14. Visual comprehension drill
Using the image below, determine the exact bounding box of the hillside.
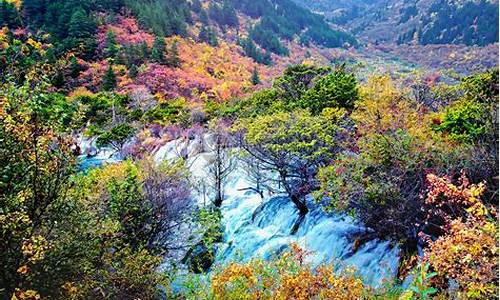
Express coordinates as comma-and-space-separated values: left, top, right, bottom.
294, 0, 499, 46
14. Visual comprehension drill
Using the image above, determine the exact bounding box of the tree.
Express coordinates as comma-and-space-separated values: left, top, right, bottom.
104, 28, 119, 59
69, 55, 82, 78
166, 40, 181, 68
23, 0, 46, 26
199, 26, 218, 47
139, 41, 150, 59
96, 123, 135, 154
102, 63, 117, 91
0, 0, 21, 27
67, 7, 97, 57
207, 119, 235, 207
300, 66, 359, 114
128, 64, 139, 78
0, 79, 76, 296
151, 35, 166, 64
191, 0, 202, 13
251, 67, 260, 85
273, 64, 330, 107
238, 154, 270, 199
234, 109, 348, 231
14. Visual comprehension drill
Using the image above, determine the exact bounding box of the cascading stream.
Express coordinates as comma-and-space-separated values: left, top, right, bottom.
80, 135, 400, 287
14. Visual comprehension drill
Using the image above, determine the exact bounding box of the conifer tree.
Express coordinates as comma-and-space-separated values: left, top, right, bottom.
69, 55, 81, 78
128, 64, 139, 79
251, 67, 261, 85
167, 41, 181, 68
139, 41, 150, 60
0, 1, 20, 27
104, 29, 118, 58
102, 62, 117, 91
151, 36, 166, 64
67, 7, 97, 58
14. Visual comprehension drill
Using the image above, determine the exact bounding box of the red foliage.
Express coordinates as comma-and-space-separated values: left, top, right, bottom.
96, 15, 154, 51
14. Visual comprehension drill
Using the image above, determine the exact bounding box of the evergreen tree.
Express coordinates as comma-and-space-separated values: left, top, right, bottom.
139, 41, 150, 60
191, 0, 202, 13
300, 66, 359, 114
67, 7, 97, 58
251, 67, 261, 85
221, 0, 239, 27
69, 56, 81, 78
199, 9, 209, 25
102, 63, 117, 91
23, 0, 46, 26
151, 36, 166, 64
104, 29, 118, 59
128, 64, 139, 79
166, 41, 181, 68
68, 7, 95, 39
199, 26, 218, 46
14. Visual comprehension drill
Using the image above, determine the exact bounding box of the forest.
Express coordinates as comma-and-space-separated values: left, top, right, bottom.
0, 0, 498, 299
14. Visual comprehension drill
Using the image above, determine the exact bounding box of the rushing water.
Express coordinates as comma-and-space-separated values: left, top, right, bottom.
80, 135, 400, 287
210, 166, 400, 287
76, 136, 121, 171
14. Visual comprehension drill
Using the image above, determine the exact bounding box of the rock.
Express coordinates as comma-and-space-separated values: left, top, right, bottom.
85, 146, 98, 157
182, 242, 217, 274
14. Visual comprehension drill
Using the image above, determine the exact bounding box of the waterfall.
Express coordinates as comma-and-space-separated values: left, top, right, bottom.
155, 136, 401, 287
212, 166, 400, 287
80, 134, 401, 287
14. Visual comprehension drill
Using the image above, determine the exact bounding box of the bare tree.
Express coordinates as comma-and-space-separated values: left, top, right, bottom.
238, 153, 271, 199
207, 119, 236, 207
139, 158, 192, 250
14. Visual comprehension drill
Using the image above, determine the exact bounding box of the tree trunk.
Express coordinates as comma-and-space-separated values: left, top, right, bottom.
290, 194, 308, 216
279, 170, 309, 215
214, 177, 222, 207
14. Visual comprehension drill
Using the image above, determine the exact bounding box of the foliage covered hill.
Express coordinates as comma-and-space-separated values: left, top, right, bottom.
6, 0, 356, 58
0, 0, 358, 103
293, 0, 499, 46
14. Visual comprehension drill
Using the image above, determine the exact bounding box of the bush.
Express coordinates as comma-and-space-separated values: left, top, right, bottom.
425, 219, 498, 299
188, 244, 374, 299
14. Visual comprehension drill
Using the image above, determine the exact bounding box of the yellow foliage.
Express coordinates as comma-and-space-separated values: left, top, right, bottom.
210, 244, 369, 300
11, 289, 41, 300
425, 219, 499, 299
353, 75, 430, 139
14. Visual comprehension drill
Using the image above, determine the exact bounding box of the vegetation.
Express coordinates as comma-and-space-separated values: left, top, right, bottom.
0, 1, 498, 299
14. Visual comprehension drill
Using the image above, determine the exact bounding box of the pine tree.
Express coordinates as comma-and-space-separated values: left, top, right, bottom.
128, 64, 139, 79
199, 9, 209, 25
102, 62, 117, 91
67, 7, 97, 58
191, 0, 202, 13
139, 41, 150, 60
222, 1, 239, 27
69, 55, 81, 78
104, 29, 118, 58
68, 7, 95, 39
251, 67, 261, 85
199, 26, 218, 47
151, 36, 166, 64
23, 0, 45, 26
166, 41, 181, 68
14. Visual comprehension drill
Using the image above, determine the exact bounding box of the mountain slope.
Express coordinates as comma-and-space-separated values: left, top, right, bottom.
293, 0, 499, 46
